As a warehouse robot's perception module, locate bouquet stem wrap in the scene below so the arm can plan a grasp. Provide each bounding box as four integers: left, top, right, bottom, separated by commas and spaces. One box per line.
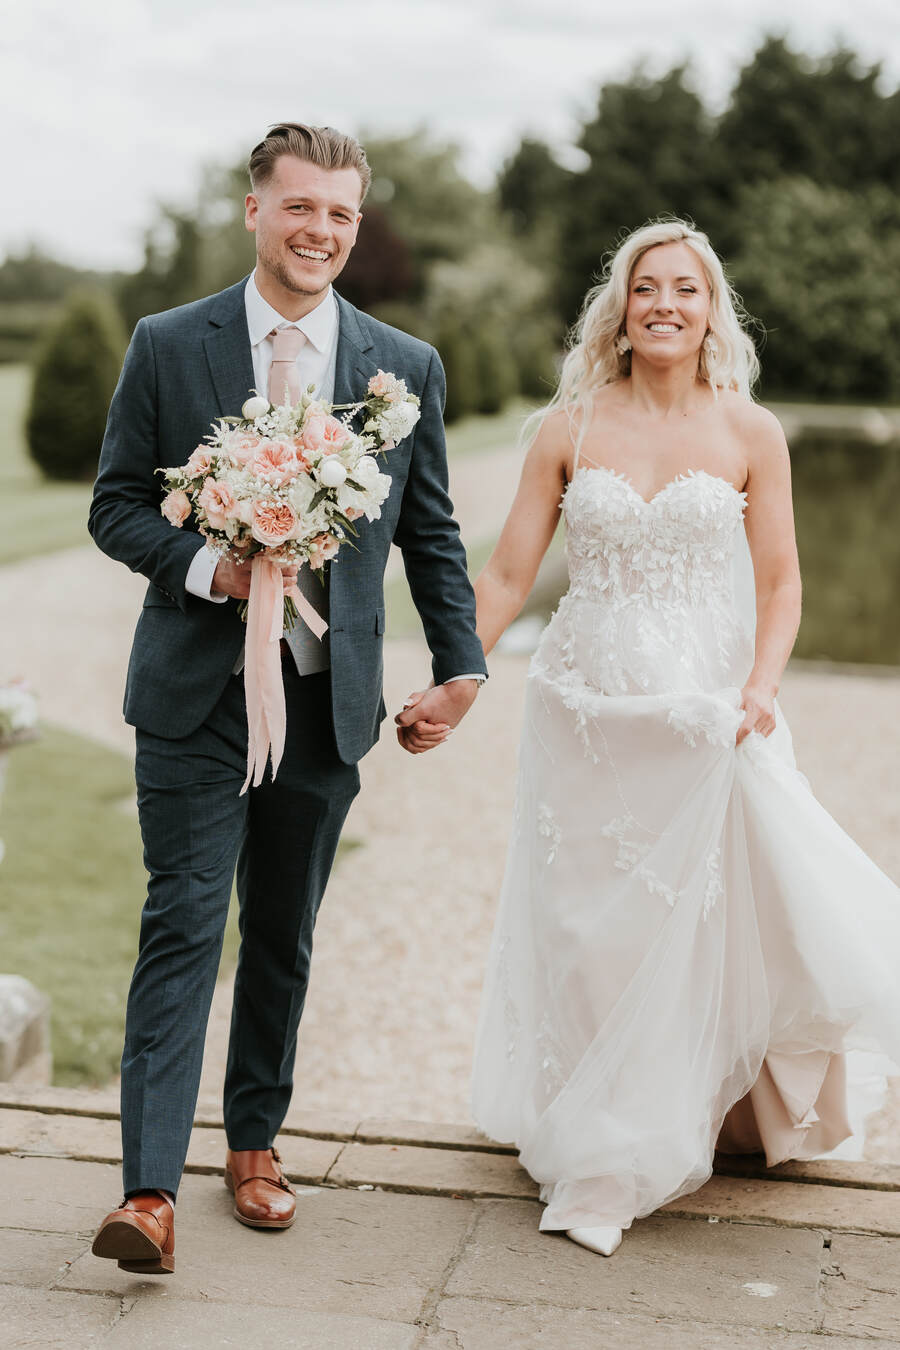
241, 556, 328, 794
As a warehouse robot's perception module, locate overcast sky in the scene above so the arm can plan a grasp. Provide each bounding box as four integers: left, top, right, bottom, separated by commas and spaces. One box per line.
3, 0, 898, 270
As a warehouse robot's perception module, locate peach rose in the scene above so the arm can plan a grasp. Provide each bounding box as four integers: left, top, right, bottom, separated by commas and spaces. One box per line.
251, 498, 300, 547
186, 447, 212, 477
198, 478, 237, 531
308, 532, 340, 570
161, 489, 191, 527
301, 413, 350, 457
252, 439, 299, 484
228, 432, 262, 465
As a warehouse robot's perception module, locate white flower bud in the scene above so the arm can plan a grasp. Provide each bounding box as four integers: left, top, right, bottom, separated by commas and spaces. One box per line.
242, 395, 270, 420
317, 457, 348, 488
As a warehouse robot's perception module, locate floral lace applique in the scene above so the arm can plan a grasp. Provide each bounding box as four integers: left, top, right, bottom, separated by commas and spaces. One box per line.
537, 803, 562, 863
667, 698, 739, 750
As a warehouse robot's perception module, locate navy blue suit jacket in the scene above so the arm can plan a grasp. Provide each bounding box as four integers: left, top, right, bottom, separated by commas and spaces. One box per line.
89, 280, 487, 764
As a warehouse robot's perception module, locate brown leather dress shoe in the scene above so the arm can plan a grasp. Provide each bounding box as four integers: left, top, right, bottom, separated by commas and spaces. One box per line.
224, 1147, 296, 1229
91, 1190, 175, 1274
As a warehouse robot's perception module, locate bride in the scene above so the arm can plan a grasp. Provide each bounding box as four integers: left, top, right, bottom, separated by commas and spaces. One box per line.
467, 220, 900, 1256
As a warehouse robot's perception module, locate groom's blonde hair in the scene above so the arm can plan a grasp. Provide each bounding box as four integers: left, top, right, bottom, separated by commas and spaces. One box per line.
249, 123, 372, 201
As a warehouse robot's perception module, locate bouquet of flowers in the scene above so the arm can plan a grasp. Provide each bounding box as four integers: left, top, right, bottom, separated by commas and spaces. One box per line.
158, 371, 420, 791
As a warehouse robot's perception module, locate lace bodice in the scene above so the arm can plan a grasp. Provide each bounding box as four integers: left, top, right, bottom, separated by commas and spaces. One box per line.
534, 467, 754, 696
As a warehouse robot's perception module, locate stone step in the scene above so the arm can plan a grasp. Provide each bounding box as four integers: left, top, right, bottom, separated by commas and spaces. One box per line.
1, 1099, 900, 1236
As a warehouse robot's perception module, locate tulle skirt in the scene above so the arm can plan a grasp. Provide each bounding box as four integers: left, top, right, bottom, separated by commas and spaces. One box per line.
470, 668, 900, 1231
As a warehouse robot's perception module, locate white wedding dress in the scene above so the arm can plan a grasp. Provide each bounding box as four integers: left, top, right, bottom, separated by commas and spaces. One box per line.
471, 465, 900, 1233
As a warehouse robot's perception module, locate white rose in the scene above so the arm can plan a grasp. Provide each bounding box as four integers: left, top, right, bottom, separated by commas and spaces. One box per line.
242, 395, 270, 420
316, 458, 348, 488
351, 455, 380, 486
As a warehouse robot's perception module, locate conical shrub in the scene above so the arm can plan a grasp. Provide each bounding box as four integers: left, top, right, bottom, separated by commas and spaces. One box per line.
26, 289, 127, 480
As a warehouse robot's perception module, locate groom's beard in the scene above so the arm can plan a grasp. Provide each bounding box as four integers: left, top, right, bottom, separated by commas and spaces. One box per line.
257, 239, 336, 301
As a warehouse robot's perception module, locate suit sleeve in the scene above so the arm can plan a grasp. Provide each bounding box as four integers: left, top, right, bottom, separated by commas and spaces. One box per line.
392, 349, 487, 684
88, 318, 204, 610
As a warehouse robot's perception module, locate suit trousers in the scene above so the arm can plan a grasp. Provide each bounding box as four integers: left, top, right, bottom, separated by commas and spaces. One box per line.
120, 662, 360, 1196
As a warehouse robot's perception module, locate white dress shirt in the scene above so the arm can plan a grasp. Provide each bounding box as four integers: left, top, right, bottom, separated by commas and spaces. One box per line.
184, 272, 483, 685
185, 274, 338, 602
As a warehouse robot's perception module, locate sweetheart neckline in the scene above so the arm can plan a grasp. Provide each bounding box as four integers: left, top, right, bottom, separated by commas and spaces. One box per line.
569, 464, 747, 507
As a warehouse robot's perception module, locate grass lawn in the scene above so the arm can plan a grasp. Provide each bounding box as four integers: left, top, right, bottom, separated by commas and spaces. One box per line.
0, 727, 241, 1086
445, 399, 537, 459
0, 365, 93, 566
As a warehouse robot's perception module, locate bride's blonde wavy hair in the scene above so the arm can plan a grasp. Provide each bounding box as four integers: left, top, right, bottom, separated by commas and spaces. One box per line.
526, 219, 760, 450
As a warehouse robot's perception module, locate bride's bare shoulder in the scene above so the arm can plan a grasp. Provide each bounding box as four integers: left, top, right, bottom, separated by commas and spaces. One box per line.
719, 391, 787, 448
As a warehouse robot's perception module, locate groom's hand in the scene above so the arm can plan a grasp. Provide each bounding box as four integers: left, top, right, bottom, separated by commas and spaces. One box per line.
394, 680, 480, 755
211, 558, 298, 600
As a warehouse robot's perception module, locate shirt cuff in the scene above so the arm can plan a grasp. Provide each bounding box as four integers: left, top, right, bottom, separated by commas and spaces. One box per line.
185, 543, 227, 603
444, 673, 486, 685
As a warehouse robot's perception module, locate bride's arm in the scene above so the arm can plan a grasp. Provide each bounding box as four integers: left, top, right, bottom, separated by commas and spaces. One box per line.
474, 411, 569, 658
739, 406, 802, 742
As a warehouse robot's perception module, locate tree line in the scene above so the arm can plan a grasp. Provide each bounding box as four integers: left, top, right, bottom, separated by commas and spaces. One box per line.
14, 35, 900, 479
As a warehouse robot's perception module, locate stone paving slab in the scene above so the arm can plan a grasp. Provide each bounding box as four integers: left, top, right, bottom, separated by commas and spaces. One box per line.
56, 1167, 476, 1325
822, 1232, 900, 1340
0, 1287, 122, 1350
5, 1154, 900, 1347
664, 1174, 900, 1237
329, 1140, 539, 1199
715, 1152, 900, 1192
0, 1108, 343, 1184
356, 1118, 513, 1154
428, 1297, 900, 1350
446, 1200, 825, 1331
100, 1300, 421, 1350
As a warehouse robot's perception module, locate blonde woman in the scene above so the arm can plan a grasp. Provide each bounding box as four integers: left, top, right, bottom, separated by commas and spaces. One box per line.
464, 221, 900, 1255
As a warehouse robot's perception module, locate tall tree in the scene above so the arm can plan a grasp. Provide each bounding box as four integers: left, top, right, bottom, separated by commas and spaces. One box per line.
716, 39, 888, 196
560, 66, 715, 320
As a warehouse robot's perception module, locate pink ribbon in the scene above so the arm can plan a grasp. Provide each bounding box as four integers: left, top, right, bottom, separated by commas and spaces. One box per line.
241, 556, 329, 794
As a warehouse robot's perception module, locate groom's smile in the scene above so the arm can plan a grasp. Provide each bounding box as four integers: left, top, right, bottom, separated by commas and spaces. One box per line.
246, 155, 363, 317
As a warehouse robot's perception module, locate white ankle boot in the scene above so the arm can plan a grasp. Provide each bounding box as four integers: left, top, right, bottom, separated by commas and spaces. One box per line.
566, 1225, 623, 1256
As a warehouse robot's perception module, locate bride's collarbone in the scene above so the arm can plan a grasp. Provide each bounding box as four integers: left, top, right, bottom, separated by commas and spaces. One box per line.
570, 442, 748, 501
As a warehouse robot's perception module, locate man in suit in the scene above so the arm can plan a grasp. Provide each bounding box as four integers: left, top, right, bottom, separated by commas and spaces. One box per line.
89, 123, 486, 1275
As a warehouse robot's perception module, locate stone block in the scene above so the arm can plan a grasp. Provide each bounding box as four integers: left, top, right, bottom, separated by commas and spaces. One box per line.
357, 1118, 514, 1154
0, 1226, 90, 1287
447, 1201, 825, 1332
0, 976, 50, 1083
0, 1287, 120, 1350
60, 1171, 476, 1323
665, 1174, 900, 1237
822, 1232, 900, 1340
329, 1141, 538, 1198
102, 1299, 419, 1349
430, 1297, 882, 1350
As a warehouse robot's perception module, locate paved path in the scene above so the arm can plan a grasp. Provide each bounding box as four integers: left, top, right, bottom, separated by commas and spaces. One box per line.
2, 1088, 900, 1349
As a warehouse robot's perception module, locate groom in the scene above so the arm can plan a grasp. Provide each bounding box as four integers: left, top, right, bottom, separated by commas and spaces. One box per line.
88, 123, 486, 1274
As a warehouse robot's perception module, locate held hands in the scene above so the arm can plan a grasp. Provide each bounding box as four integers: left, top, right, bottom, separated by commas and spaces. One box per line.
211, 557, 298, 600
394, 680, 480, 754
736, 684, 776, 745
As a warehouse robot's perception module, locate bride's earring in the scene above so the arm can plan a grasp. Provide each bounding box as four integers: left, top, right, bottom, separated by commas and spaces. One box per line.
703, 332, 718, 360
615, 333, 632, 357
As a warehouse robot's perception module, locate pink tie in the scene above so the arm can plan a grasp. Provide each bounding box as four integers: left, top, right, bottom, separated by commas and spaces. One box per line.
268, 326, 307, 405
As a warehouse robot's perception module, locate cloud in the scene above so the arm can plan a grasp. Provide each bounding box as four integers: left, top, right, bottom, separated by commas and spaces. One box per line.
2, 0, 897, 267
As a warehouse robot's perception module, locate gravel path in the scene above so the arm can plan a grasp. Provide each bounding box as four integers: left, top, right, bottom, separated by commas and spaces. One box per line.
3, 444, 899, 1152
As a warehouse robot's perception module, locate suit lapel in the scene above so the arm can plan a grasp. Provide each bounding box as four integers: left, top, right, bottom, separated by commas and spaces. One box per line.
333, 293, 378, 412
203, 280, 257, 416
